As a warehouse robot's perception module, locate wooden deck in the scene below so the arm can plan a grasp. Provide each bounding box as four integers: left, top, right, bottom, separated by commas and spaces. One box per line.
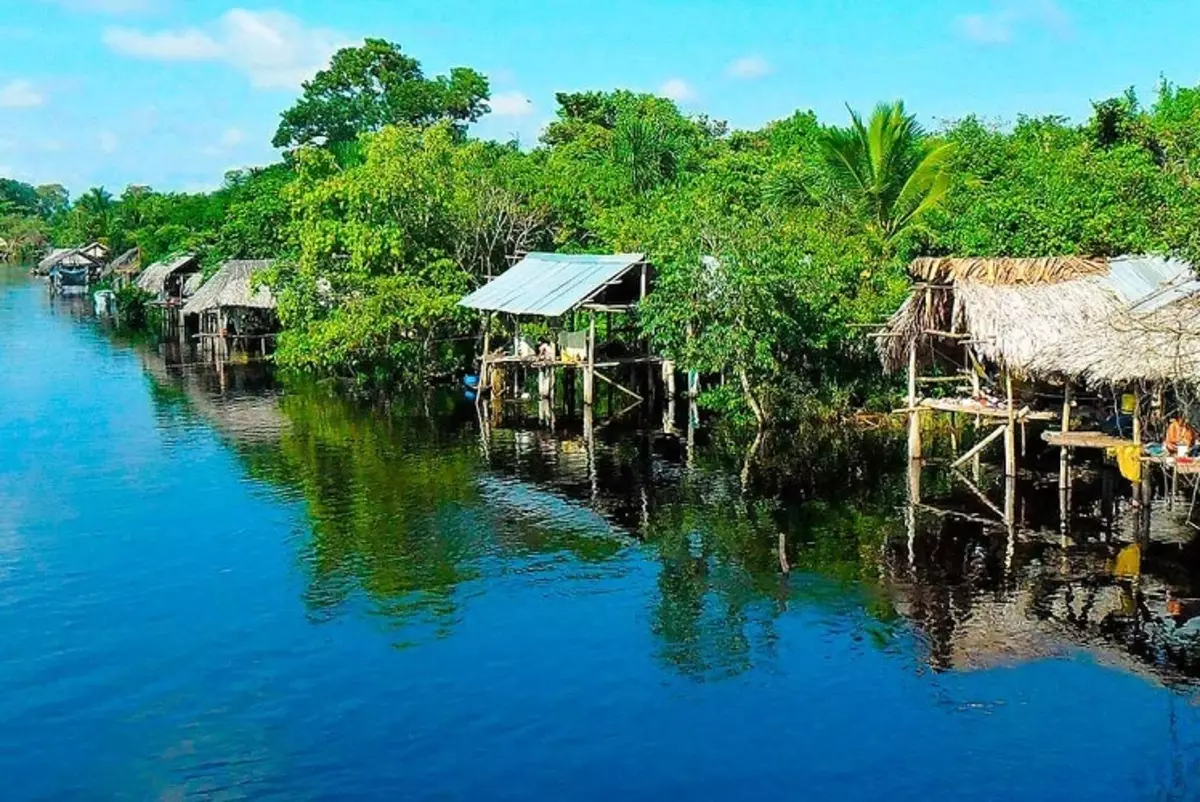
1042, 430, 1134, 449
919, 397, 1057, 421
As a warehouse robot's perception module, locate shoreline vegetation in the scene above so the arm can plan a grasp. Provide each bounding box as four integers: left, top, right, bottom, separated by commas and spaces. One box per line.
6, 39, 1200, 424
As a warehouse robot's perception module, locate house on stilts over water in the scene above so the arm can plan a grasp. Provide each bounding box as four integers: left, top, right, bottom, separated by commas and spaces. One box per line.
459, 252, 669, 418
881, 255, 1200, 527
182, 259, 278, 361
37, 242, 109, 289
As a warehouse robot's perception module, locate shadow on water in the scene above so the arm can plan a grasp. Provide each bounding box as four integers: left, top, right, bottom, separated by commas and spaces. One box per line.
121, 320, 1200, 688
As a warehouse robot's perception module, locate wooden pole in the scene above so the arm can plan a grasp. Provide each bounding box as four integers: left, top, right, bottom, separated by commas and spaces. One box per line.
1132, 387, 1142, 444
907, 343, 921, 461
1059, 384, 1072, 491
481, 313, 492, 396
584, 311, 596, 406
1004, 371, 1016, 477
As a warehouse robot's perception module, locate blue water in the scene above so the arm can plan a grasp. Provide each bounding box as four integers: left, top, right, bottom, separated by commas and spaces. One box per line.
3, 273, 1200, 800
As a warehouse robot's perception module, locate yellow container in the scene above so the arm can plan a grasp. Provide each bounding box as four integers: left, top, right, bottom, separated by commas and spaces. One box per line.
1120, 393, 1136, 414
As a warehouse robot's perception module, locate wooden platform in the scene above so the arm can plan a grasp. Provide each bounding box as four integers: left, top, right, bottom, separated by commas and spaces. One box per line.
919, 397, 1057, 421
1042, 431, 1133, 449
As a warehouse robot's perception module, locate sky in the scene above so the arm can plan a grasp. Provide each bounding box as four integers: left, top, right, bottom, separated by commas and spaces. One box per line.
3, 0, 1200, 194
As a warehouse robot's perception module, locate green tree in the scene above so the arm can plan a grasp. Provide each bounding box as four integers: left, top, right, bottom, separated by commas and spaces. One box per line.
811, 101, 955, 251
35, 184, 69, 221
272, 38, 490, 149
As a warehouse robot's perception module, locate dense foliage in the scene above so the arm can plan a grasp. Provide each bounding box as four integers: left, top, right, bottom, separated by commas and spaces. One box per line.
10, 37, 1200, 421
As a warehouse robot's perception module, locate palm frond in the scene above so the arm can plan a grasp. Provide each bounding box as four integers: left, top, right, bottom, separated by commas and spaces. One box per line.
889, 142, 957, 238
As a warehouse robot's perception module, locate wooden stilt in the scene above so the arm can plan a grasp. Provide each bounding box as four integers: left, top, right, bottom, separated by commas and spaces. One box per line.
1004, 371, 1016, 477
1059, 384, 1072, 491
481, 313, 492, 394
583, 311, 595, 406
907, 344, 921, 461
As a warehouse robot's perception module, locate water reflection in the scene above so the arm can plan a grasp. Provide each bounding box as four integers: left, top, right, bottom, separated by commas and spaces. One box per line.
125, 338, 1200, 689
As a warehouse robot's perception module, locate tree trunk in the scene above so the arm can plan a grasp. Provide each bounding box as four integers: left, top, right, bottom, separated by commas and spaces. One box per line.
738, 366, 767, 427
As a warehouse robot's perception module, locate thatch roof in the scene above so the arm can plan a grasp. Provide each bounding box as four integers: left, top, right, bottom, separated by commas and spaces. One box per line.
105, 247, 140, 276
182, 260, 276, 315
910, 256, 1107, 285
883, 255, 1200, 385
134, 254, 199, 298
182, 272, 204, 298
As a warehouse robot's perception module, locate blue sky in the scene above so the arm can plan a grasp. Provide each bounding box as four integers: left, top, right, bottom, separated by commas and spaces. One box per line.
3, 0, 1200, 195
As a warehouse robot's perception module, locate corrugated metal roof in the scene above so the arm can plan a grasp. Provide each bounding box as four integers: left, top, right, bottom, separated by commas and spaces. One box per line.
1092, 255, 1200, 312
459, 252, 645, 317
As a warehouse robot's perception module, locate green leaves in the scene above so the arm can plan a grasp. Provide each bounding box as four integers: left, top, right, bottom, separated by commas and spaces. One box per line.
272, 39, 490, 149
810, 101, 956, 249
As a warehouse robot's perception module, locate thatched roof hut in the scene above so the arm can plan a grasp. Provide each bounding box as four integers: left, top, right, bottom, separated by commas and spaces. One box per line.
882, 255, 1200, 387
134, 254, 200, 301
104, 247, 140, 278
183, 259, 276, 316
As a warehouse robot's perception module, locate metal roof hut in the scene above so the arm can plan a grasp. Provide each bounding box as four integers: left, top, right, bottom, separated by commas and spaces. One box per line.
881, 255, 1200, 493
134, 254, 200, 304
183, 259, 278, 360
458, 252, 659, 408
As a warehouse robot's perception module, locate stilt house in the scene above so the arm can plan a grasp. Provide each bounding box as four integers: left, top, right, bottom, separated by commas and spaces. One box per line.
458, 252, 659, 406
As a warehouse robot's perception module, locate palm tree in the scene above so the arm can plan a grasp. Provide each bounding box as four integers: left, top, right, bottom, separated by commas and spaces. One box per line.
77, 186, 113, 217
817, 101, 955, 247
611, 115, 681, 195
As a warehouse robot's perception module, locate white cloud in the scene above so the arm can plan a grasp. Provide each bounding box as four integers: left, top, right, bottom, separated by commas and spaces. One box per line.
489, 91, 533, 118
103, 27, 221, 60
0, 80, 45, 109
726, 55, 771, 80
104, 9, 348, 89
98, 131, 119, 154
201, 126, 246, 155
956, 0, 1071, 45
658, 78, 696, 102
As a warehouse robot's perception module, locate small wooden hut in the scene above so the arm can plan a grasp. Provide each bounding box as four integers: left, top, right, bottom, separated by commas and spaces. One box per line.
458, 252, 660, 408
881, 255, 1200, 487
134, 254, 200, 305
103, 247, 141, 289
182, 259, 278, 360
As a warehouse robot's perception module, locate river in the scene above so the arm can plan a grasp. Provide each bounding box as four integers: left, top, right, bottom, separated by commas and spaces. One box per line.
3, 270, 1200, 800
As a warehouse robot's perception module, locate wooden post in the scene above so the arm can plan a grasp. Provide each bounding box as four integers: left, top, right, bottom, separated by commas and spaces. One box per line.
584, 311, 595, 406
481, 313, 492, 394
1132, 388, 1142, 444
907, 343, 921, 461
1059, 384, 1072, 491
1004, 370, 1016, 477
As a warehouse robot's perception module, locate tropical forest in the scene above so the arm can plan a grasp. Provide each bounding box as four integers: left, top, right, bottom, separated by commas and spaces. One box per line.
6, 38, 1200, 421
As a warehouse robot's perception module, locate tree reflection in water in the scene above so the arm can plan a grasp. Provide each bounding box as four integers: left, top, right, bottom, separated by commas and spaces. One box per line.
140, 362, 1200, 686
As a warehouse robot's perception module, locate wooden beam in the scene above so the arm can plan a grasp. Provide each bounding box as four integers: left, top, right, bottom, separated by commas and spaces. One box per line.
594, 369, 643, 401
951, 424, 1008, 469
950, 468, 1009, 524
